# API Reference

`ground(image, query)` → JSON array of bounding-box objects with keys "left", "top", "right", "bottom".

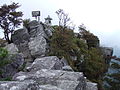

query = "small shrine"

[{"left": 45, "top": 15, "right": 52, "bottom": 25}]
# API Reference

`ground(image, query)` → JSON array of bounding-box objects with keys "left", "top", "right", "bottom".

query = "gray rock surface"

[
  {"left": 4, "top": 43, "right": 19, "bottom": 54},
  {"left": 28, "top": 20, "right": 47, "bottom": 38},
  {"left": 44, "top": 24, "right": 53, "bottom": 37},
  {"left": 26, "top": 56, "right": 63, "bottom": 71},
  {"left": 13, "top": 69, "right": 86, "bottom": 90},
  {"left": 11, "top": 20, "right": 51, "bottom": 60},
  {"left": 0, "top": 80, "right": 40, "bottom": 90},
  {"left": 0, "top": 54, "right": 24, "bottom": 78},
  {"left": 7, "top": 20, "right": 98, "bottom": 90},
  {"left": 11, "top": 28, "right": 30, "bottom": 45},
  {"left": 100, "top": 47, "right": 113, "bottom": 64},
  {"left": 101, "top": 47, "right": 113, "bottom": 57},
  {"left": 62, "top": 65, "right": 73, "bottom": 71},
  {"left": 39, "top": 84, "right": 62, "bottom": 90},
  {"left": 86, "top": 82, "right": 98, "bottom": 90},
  {"left": 28, "top": 35, "right": 47, "bottom": 58},
  {"left": 28, "top": 21, "right": 48, "bottom": 58},
  {"left": 11, "top": 28, "right": 31, "bottom": 61}
]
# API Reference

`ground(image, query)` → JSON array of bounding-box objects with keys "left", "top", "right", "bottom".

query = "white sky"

[{"left": 0, "top": 0, "right": 120, "bottom": 54}]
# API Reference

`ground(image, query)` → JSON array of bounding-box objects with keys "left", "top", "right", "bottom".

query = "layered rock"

[
  {"left": 0, "top": 53, "right": 24, "bottom": 79},
  {"left": 0, "top": 54, "right": 97, "bottom": 90},
  {"left": 11, "top": 20, "right": 52, "bottom": 61},
  {"left": 0, "top": 80, "right": 40, "bottom": 90},
  {"left": 4, "top": 43, "right": 18, "bottom": 54},
  {"left": 100, "top": 47, "right": 113, "bottom": 64},
  {"left": 26, "top": 56, "right": 63, "bottom": 72},
  {"left": 13, "top": 69, "right": 86, "bottom": 90},
  {"left": 11, "top": 28, "right": 31, "bottom": 61}
]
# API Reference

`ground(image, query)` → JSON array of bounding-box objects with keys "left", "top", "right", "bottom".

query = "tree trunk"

[{"left": 4, "top": 32, "right": 11, "bottom": 44}]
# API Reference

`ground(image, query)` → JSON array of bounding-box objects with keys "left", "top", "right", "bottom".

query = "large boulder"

[
  {"left": 28, "top": 20, "right": 47, "bottom": 38},
  {"left": 0, "top": 54, "right": 24, "bottom": 78},
  {"left": 11, "top": 28, "right": 30, "bottom": 45},
  {"left": 11, "top": 28, "right": 32, "bottom": 61},
  {"left": 0, "top": 80, "right": 63, "bottom": 90},
  {"left": 27, "top": 21, "right": 49, "bottom": 58},
  {"left": 13, "top": 69, "right": 86, "bottom": 90},
  {"left": 0, "top": 80, "right": 40, "bottom": 90},
  {"left": 28, "top": 35, "right": 48, "bottom": 58},
  {"left": 11, "top": 20, "right": 51, "bottom": 60},
  {"left": 26, "top": 56, "right": 63, "bottom": 71}
]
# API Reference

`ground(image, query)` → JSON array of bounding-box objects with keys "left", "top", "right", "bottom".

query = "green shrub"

[
  {"left": 49, "top": 26, "right": 80, "bottom": 69},
  {"left": 0, "top": 47, "right": 12, "bottom": 76},
  {"left": 0, "top": 76, "right": 12, "bottom": 81},
  {"left": 49, "top": 25, "right": 108, "bottom": 89},
  {"left": 0, "top": 47, "right": 8, "bottom": 59}
]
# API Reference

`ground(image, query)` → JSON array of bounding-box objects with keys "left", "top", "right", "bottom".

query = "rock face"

[
  {"left": 28, "top": 36, "right": 47, "bottom": 58},
  {"left": 0, "top": 80, "right": 40, "bottom": 90},
  {"left": 0, "top": 55, "right": 97, "bottom": 90},
  {"left": 4, "top": 43, "right": 18, "bottom": 54},
  {"left": 11, "top": 28, "right": 31, "bottom": 61},
  {"left": 101, "top": 47, "right": 113, "bottom": 57},
  {"left": 100, "top": 47, "right": 113, "bottom": 64},
  {"left": 0, "top": 53, "right": 24, "bottom": 79},
  {"left": 26, "top": 56, "right": 63, "bottom": 72},
  {"left": 11, "top": 20, "right": 52, "bottom": 61},
  {"left": 11, "top": 56, "right": 97, "bottom": 90},
  {"left": 13, "top": 69, "right": 86, "bottom": 90},
  {"left": 86, "top": 82, "right": 98, "bottom": 90}
]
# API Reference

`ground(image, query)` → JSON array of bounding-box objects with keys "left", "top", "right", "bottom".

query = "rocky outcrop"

[
  {"left": 4, "top": 43, "right": 18, "bottom": 54},
  {"left": 101, "top": 47, "right": 113, "bottom": 57},
  {"left": 28, "top": 36, "right": 47, "bottom": 58},
  {"left": 100, "top": 47, "right": 113, "bottom": 64},
  {"left": 11, "top": 56, "right": 97, "bottom": 90},
  {"left": 26, "top": 56, "right": 63, "bottom": 72},
  {"left": 86, "top": 82, "right": 98, "bottom": 90},
  {"left": 0, "top": 20, "right": 98, "bottom": 90},
  {"left": 0, "top": 80, "right": 40, "bottom": 90},
  {"left": 0, "top": 53, "right": 24, "bottom": 79},
  {"left": 11, "top": 20, "right": 52, "bottom": 61},
  {"left": 11, "top": 28, "right": 31, "bottom": 61},
  {"left": 13, "top": 69, "right": 86, "bottom": 90},
  {"left": 0, "top": 52, "right": 97, "bottom": 90}
]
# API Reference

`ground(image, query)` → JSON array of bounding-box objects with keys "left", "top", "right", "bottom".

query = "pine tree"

[{"left": 0, "top": 2, "right": 23, "bottom": 43}]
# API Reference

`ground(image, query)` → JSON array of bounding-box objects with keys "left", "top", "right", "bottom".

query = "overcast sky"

[{"left": 0, "top": 0, "right": 120, "bottom": 55}]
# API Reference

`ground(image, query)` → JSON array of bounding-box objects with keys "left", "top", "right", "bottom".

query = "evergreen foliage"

[
  {"left": 23, "top": 19, "right": 30, "bottom": 29},
  {"left": 79, "top": 24, "right": 99, "bottom": 48},
  {"left": 49, "top": 26, "right": 79, "bottom": 69},
  {"left": 49, "top": 25, "right": 106, "bottom": 89},
  {"left": 0, "top": 48, "right": 12, "bottom": 77},
  {"left": 0, "top": 2, "right": 23, "bottom": 43}
]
